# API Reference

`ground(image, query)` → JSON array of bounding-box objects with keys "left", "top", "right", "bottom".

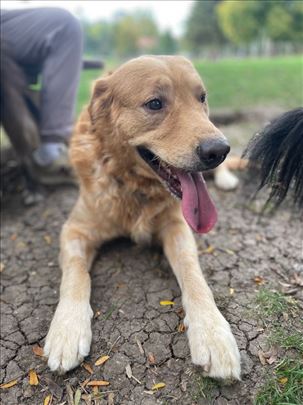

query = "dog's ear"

[{"left": 88, "top": 78, "right": 112, "bottom": 125}]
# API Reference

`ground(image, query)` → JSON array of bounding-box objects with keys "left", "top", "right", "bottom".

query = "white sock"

[{"left": 33, "top": 143, "right": 65, "bottom": 166}]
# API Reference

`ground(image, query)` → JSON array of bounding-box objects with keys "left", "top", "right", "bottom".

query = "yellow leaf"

[
  {"left": 32, "top": 344, "right": 44, "bottom": 357},
  {"left": 95, "top": 355, "right": 109, "bottom": 366},
  {"left": 203, "top": 245, "right": 215, "bottom": 254},
  {"left": 0, "top": 379, "right": 18, "bottom": 389},
  {"left": 177, "top": 323, "right": 186, "bottom": 333},
  {"left": 87, "top": 380, "right": 110, "bottom": 386},
  {"left": 94, "top": 310, "right": 101, "bottom": 319},
  {"left": 160, "top": 301, "right": 175, "bottom": 306},
  {"left": 254, "top": 276, "right": 265, "bottom": 285},
  {"left": 44, "top": 235, "right": 52, "bottom": 245},
  {"left": 29, "top": 369, "right": 39, "bottom": 386},
  {"left": 278, "top": 377, "right": 288, "bottom": 385},
  {"left": 82, "top": 362, "right": 93, "bottom": 374},
  {"left": 43, "top": 394, "right": 52, "bottom": 405},
  {"left": 152, "top": 382, "right": 166, "bottom": 390}
]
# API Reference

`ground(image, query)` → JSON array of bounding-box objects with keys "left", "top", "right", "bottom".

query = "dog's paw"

[
  {"left": 44, "top": 300, "right": 93, "bottom": 373},
  {"left": 215, "top": 169, "right": 239, "bottom": 191},
  {"left": 186, "top": 314, "right": 241, "bottom": 380}
]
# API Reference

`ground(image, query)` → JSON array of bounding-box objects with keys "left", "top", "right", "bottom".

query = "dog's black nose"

[{"left": 197, "top": 138, "right": 230, "bottom": 170}]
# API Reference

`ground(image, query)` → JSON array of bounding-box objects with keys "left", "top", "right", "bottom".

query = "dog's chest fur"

[{"left": 92, "top": 163, "right": 174, "bottom": 243}]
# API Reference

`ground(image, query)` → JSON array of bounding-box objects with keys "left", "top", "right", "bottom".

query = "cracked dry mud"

[{"left": 1, "top": 117, "right": 302, "bottom": 405}]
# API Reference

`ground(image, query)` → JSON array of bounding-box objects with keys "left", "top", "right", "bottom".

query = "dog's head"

[{"left": 89, "top": 56, "right": 230, "bottom": 233}]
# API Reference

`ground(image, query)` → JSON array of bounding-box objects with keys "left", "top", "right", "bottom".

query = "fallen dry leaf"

[
  {"left": 43, "top": 394, "right": 52, "bottom": 405},
  {"left": 82, "top": 362, "right": 93, "bottom": 374},
  {"left": 125, "top": 364, "right": 132, "bottom": 379},
  {"left": 0, "top": 379, "right": 18, "bottom": 389},
  {"left": 177, "top": 323, "right": 186, "bottom": 333},
  {"left": 229, "top": 288, "right": 235, "bottom": 296},
  {"left": 160, "top": 300, "right": 175, "bottom": 306},
  {"left": 29, "top": 369, "right": 39, "bottom": 386},
  {"left": 0, "top": 262, "right": 4, "bottom": 273},
  {"left": 152, "top": 382, "right": 166, "bottom": 390},
  {"left": 87, "top": 380, "right": 110, "bottom": 386},
  {"left": 95, "top": 355, "right": 109, "bottom": 366},
  {"left": 108, "top": 392, "right": 115, "bottom": 405},
  {"left": 258, "top": 348, "right": 278, "bottom": 366},
  {"left": 94, "top": 310, "right": 101, "bottom": 319},
  {"left": 202, "top": 245, "right": 215, "bottom": 254},
  {"left": 17, "top": 241, "right": 26, "bottom": 249},
  {"left": 92, "top": 386, "right": 99, "bottom": 395},
  {"left": 32, "top": 344, "right": 44, "bottom": 357},
  {"left": 74, "top": 388, "right": 81, "bottom": 405},
  {"left": 44, "top": 235, "right": 52, "bottom": 245},
  {"left": 224, "top": 248, "right": 235, "bottom": 255},
  {"left": 290, "top": 272, "right": 303, "bottom": 287},
  {"left": 278, "top": 377, "right": 288, "bottom": 385},
  {"left": 10, "top": 234, "right": 17, "bottom": 241},
  {"left": 135, "top": 337, "right": 144, "bottom": 355},
  {"left": 266, "top": 351, "right": 278, "bottom": 365},
  {"left": 41, "top": 376, "right": 63, "bottom": 400},
  {"left": 148, "top": 353, "right": 156, "bottom": 364},
  {"left": 258, "top": 350, "right": 267, "bottom": 366},
  {"left": 254, "top": 276, "right": 266, "bottom": 285},
  {"left": 176, "top": 307, "right": 185, "bottom": 318},
  {"left": 66, "top": 383, "right": 74, "bottom": 405},
  {"left": 81, "top": 378, "right": 90, "bottom": 388},
  {"left": 81, "top": 394, "right": 92, "bottom": 405},
  {"left": 143, "top": 390, "right": 155, "bottom": 395}
]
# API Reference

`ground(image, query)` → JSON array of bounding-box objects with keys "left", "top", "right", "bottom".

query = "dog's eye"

[
  {"left": 145, "top": 98, "right": 163, "bottom": 111},
  {"left": 200, "top": 93, "right": 207, "bottom": 104}
]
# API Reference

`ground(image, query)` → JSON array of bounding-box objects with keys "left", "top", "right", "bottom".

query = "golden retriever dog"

[{"left": 44, "top": 56, "right": 241, "bottom": 380}]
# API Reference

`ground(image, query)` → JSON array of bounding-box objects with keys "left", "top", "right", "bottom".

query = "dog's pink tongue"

[{"left": 177, "top": 171, "right": 217, "bottom": 233}]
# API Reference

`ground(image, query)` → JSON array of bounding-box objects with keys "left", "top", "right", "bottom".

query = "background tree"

[
  {"left": 158, "top": 30, "right": 178, "bottom": 54},
  {"left": 216, "top": 0, "right": 263, "bottom": 45},
  {"left": 184, "top": 0, "right": 226, "bottom": 53},
  {"left": 217, "top": 0, "right": 303, "bottom": 48},
  {"left": 113, "top": 10, "right": 159, "bottom": 58}
]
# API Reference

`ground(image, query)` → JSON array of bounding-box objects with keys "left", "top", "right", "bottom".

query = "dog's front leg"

[
  {"left": 44, "top": 205, "right": 103, "bottom": 373},
  {"left": 158, "top": 218, "right": 240, "bottom": 380}
]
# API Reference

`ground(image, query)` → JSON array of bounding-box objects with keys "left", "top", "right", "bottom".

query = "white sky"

[{"left": 1, "top": 1, "right": 194, "bottom": 36}]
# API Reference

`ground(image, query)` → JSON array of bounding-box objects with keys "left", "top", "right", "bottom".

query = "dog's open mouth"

[{"left": 137, "top": 147, "right": 217, "bottom": 234}]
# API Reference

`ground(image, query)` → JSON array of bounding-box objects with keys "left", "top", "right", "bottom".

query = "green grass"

[
  {"left": 191, "top": 375, "right": 220, "bottom": 402},
  {"left": 254, "top": 289, "right": 302, "bottom": 405},
  {"left": 269, "top": 328, "right": 303, "bottom": 355},
  {"left": 77, "top": 69, "right": 103, "bottom": 115},
  {"left": 255, "top": 288, "right": 298, "bottom": 319},
  {"left": 255, "top": 358, "right": 303, "bottom": 405},
  {"left": 76, "top": 56, "right": 303, "bottom": 115},
  {"left": 195, "top": 56, "right": 303, "bottom": 109}
]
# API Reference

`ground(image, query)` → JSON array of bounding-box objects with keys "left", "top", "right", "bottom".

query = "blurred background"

[{"left": 2, "top": 0, "right": 302, "bottom": 116}]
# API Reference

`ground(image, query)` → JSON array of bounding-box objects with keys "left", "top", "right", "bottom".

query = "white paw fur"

[
  {"left": 185, "top": 312, "right": 241, "bottom": 380},
  {"left": 215, "top": 168, "right": 239, "bottom": 191},
  {"left": 44, "top": 299, "right": 93, "bottom": 373}
]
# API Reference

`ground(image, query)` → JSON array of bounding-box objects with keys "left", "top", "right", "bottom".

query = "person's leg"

[{"left": 1, "top": 8, "right": 83, "bottom": 170}]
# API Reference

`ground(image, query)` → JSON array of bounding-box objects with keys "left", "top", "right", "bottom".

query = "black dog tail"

[{"left": 244, "top": 108, "right": 303, "bottom": 208}]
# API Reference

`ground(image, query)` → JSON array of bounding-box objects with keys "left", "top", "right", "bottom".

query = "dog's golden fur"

[{"left": 44, "top": 56, "right": 241, "bottom": 379}]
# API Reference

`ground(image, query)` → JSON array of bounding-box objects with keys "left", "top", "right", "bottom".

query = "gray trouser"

[{"left": 1, "top": 7, "right": 83, "bottom": 141}]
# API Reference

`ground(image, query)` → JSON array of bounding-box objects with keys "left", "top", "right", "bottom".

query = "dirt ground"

[{"left": 1, "top": 111, "right": 302, "bottom": 405}]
